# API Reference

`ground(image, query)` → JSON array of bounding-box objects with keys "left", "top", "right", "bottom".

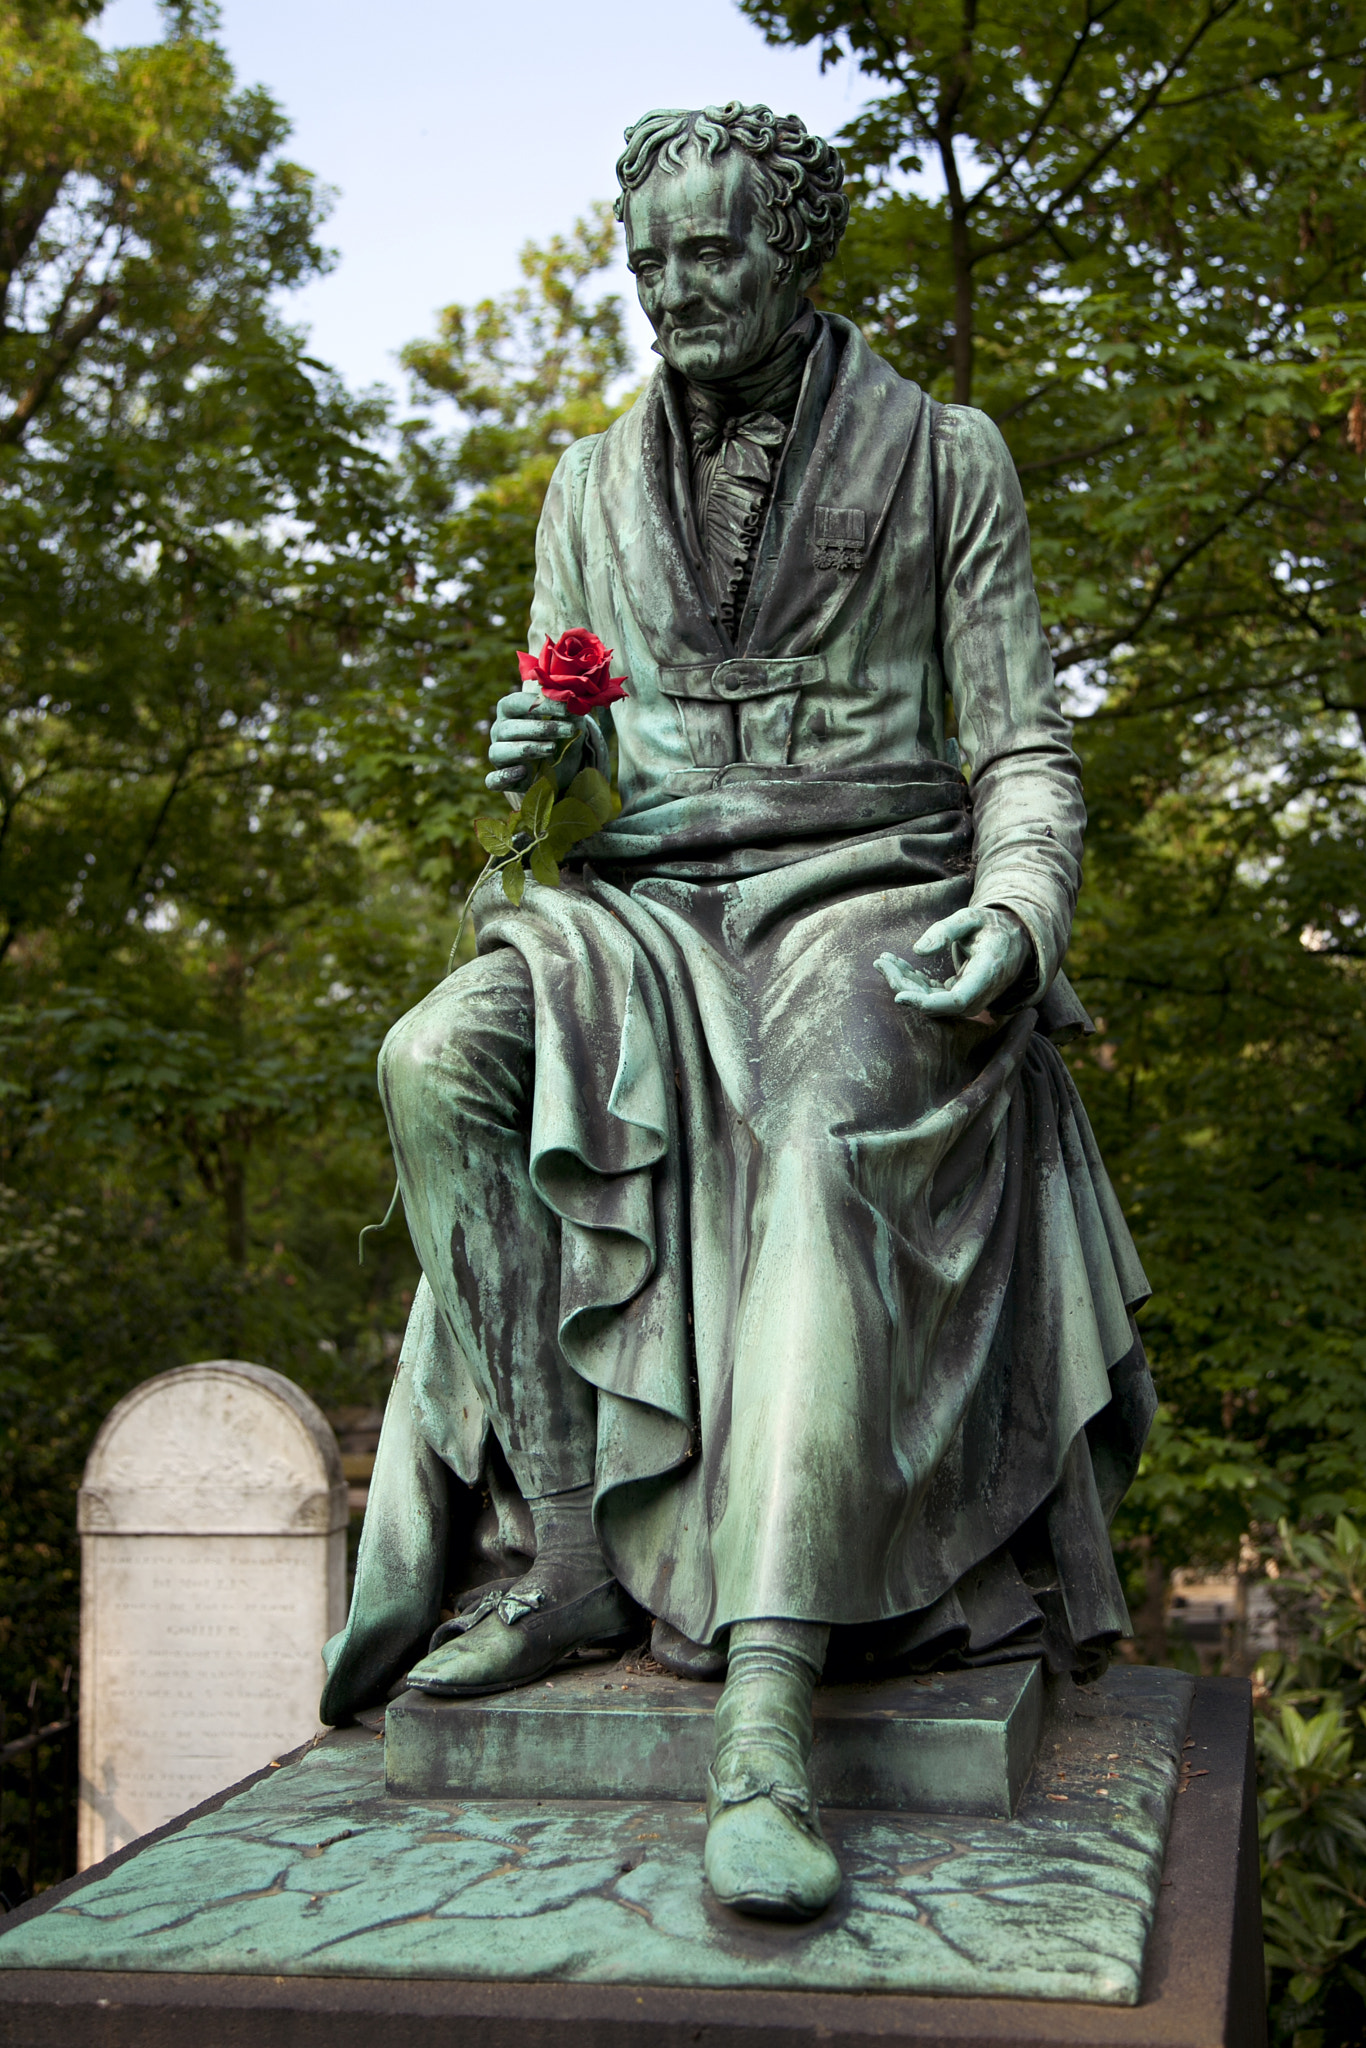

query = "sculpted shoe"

[
  {"left": 651, "top": 1617, "right": 728, "bottom": 1681},
  {"left": 406, "top": 1476, "right": 634, "bottom": 1697},
  {"left": 704, "top": 1783, "right": 841, "bottom": 1921},
  {"left": 703, "top": 1620, "right": 840, "bottom": 1922},
  {"left": 405, "top": 1575, "right": 634, "bottom": 1696}
]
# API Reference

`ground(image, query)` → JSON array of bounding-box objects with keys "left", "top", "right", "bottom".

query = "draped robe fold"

[{"left": 320, "top": 315, "right": 1155, "bottom": 1723}]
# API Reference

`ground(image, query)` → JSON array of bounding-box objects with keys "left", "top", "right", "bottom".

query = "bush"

[{"left": 1258, "top": 1518, "right": 1366, "bottom": 2045}]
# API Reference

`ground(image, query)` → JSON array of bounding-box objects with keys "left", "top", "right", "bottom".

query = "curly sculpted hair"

[{"left": 614, "top": 103, "right": 849, "bottom": 282}]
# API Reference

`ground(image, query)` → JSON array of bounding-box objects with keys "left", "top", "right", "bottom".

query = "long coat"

[{"left": 320, "top": 315, "right": 1153, "bottom": 1721}]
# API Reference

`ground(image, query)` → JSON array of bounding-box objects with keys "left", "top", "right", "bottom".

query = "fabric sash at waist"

[{"left": 578, "top": 762, "right": 969, "bottom": 871}]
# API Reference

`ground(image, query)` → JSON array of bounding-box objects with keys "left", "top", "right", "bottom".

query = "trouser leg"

[{"left": 378, "top": 947, "right": 596, "bottom": 1499}]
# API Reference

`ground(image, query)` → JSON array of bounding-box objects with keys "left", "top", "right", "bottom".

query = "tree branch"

[
  {"left": 1053, "top": 431, "right": 1321, "bottom": 671},
  {"left": 966, "top": 0, "right": 1126, "bottom": 218},
  {"left": 988, "top": 377, "right": 1062, "bottom": 426},
  {"left": 1162, "top": 42, "right": 1366, "bottom": 111},
  {"left": 0, "top": 284, "right": 119, "bottom": 446},
  {"left": 119, "top": 747, "right": 196, "bottom": 922},
  {"left": 974, "top": 0, "right": 1242, "bottom": 266},
  {"left": 1016, "top": 429, "right": 1139, "bottom": 473},
  {"left": 0, "top": 159, "right": 67, "bottom": 329}
]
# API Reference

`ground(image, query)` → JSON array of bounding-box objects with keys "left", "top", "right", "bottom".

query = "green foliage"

[
  {"left": 339, "top": 207, "right": 633, "bottom": 905},
  {"left": 469, "top": 766, "right": 614, "bottom": 918},
  {"left": 1257, "top": 1518, "right": 1366, "bottom": 2041},
  {"left": 745, "top": 0, "right": 1366, "bottom": 1579},
  {"left": 0, "top": 9, "right": 635, "bottom": 1879},
  {"left": 0, "top": 0, "right": 419, "bottom": 1260},
  {"left": 1122, "top": 1402, "right": 1288, "bottom": 1567},
  {"left": 6, "top": 12, "right": 1362, "bottom": 2000},
  {"left": 0, "top": 0, "right": 434, "bottom": 1849}
]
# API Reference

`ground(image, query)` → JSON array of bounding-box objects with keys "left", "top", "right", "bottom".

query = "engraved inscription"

[{"left": 78, "top": 1364, "right": 347, "bottom": 1867}]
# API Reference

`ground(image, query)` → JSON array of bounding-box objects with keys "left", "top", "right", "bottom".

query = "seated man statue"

[{"left": 321, "top": 101, "right": 1154, "bottom": 1923}]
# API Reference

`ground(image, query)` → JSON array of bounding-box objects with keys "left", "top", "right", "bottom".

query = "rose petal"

[
  {"left": 542, "top": 675, "right": 628, "bottom": 712},
  {"left": 527, "top": 632, "right": 626, "bottom": 712}
]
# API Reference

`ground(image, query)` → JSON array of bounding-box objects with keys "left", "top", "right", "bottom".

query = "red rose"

[{"left": 517, "top": 629, "right": 627, "bottom": 714}]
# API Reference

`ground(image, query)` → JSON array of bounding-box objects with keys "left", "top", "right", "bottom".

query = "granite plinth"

[
  {"left": 385, "top": 1658, "right": 1044, "bottom": 1817},
  {"left": 0, "top": 1665, "right": 1193, "bottom": 2008}
]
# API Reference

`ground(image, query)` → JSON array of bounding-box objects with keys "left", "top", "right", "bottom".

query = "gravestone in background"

[{"left": 77, "top": 1361, "right": 348, "bottom": 1869}]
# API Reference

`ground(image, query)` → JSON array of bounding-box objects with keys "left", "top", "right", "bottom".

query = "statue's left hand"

[{"left": 875, "top": 907, "right": 1034, "bottom": 1021}]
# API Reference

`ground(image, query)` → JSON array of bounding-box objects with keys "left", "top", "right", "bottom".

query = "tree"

[
  {"left": 0, "top": 0, "right": 434, "bottom": 1849},
  {"left": 742, "top": 0, "right": 1366, "bottom": 1585},
  {"left": 340, "top": 205, "right": 632, "bottom": 904},
  {"left": 0, "top": 0, "right": 423, "bottom": 1256},
  {"left": 0, "top": 7, "right": 636, "bottom": 1887}
]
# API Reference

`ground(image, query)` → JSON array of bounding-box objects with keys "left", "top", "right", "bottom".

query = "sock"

[
  {"left": 520, "top": 1481, "right": 605, "bottom": 1601},
  {"left": 712, "top": 1619, "right": 830, "bottom": 1822}
]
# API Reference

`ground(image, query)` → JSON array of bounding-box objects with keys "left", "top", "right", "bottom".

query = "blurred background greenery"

[{"left": 2, "top": 2, "right": 1365, "bottom": 2037}]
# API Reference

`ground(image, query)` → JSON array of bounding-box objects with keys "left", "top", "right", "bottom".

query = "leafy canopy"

[
  {"left": 0, "top": 0, "right": 433, "bottom": 1814},
  {"left": 0, "top": 2, "right": 635, "bottom": 1849},
  {"left": 339, "top": 206, "right": 633, "bottom": 903}
]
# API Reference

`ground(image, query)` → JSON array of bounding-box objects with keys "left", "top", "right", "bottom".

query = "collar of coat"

[{"left": 593, "top": 313, "right": 926, "bottom": 666}]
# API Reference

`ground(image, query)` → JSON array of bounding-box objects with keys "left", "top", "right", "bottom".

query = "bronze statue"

[{"left": 321, "top": 103, "right": 1153, "bottom": 1924}]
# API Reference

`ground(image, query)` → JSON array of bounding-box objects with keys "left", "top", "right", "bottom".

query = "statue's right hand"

[{"left": 485, "top": 690, "right": 585, "bottom": 793}]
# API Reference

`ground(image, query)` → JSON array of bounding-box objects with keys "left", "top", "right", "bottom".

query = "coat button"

[{"left": 716, "top": 662, "right": 775, "bottom": 698}]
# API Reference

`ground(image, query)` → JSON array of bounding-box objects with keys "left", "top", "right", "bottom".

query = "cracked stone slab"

[{"left": 0, "top": 1666, "right": 1192, "bottom": 2005}]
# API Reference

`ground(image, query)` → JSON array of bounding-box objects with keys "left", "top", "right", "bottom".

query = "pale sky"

[{"left": 98, "top": 0, "right": 869, "bottom": 397}]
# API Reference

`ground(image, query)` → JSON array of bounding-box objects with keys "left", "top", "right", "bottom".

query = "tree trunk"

[
  {"left": 934, "top": 122, "right": 975, "bottom": 402},
  {"left": 948, "top": 201, "right": 974, "bottom": 405},
  {"left": 1132, "top": 1540, "right": 1169, "bottom": 1664},
  {"left": 936, "top": 2, "right": 977, "bottom": 405},
  {"left": 222, "top": 1148, "right": 247, "bottom": 1267}
]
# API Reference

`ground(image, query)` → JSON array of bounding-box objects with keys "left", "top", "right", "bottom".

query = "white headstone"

[{"left": 77, "top": 1361, "right": 348, "bottom": 1869}]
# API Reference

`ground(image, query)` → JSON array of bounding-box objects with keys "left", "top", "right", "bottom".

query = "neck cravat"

[{"left": 681, "top": 305, "right": 816, "bottom": 642}]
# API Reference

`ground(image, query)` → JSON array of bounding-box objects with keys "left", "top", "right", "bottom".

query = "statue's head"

[{"left": 615, "top": 103, "right": 848, "bottom": 385}]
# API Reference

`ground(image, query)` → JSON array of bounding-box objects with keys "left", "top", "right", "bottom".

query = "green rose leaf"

[
  {"left": 521, "top": 775, "right": 556, "bottom": 838},
  {"left": 544, "top": 797, "right": 604, "bottom": 859},
  {"left": 475, "top": 815, "right": 516, "bottom": 856},
  {"left": 500, "top": 861, "right": 526, "bottom": 906},
  {"left": 528, "top": 842, "right": 561, "bottom": 889},
  {"left": 565, "top": 766, "right": 614, "bottom": 825}
]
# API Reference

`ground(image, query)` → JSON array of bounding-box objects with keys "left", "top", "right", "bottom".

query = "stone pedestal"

[
  {"left": 0, "top": 1670, "right": 1266, "bottom": 2043},
  {"left": 386, "top": 1659, "right": 1044, "bottom": 1815},
  {"left": 76, "top": 1362, "right": 348, "bottom": 1868}
]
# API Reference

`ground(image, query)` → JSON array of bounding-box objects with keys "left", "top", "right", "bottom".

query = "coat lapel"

[
  {"left": 740, "top": 315, "right": 925, "bottom": 659},
  {"left": 594, "top": 370, "right": 727, "bottom": 666}
]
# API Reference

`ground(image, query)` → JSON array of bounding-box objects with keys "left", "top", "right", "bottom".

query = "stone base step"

[{"left": 384, "top": 1654, "right": 1044, "bottom": 1817}]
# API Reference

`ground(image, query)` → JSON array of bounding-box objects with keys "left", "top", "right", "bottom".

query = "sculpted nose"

[{"left": 659, "top": 255, "right": 700, "bottom": 312}]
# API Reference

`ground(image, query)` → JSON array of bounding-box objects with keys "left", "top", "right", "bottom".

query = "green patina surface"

[
  {"left": 0, "top": 1667, "right": 1191, "bottom": 2004},
  {"left": 385, "top": 1658, "right": 1044, "bottom": 1817},
  {"left": 319, "top": 123, "right": 1158, "bottom": 1732}
]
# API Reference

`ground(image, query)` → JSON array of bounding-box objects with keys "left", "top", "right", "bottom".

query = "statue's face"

[{"left": 625, "top": 149, "right": 809, "bottom": 383}]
